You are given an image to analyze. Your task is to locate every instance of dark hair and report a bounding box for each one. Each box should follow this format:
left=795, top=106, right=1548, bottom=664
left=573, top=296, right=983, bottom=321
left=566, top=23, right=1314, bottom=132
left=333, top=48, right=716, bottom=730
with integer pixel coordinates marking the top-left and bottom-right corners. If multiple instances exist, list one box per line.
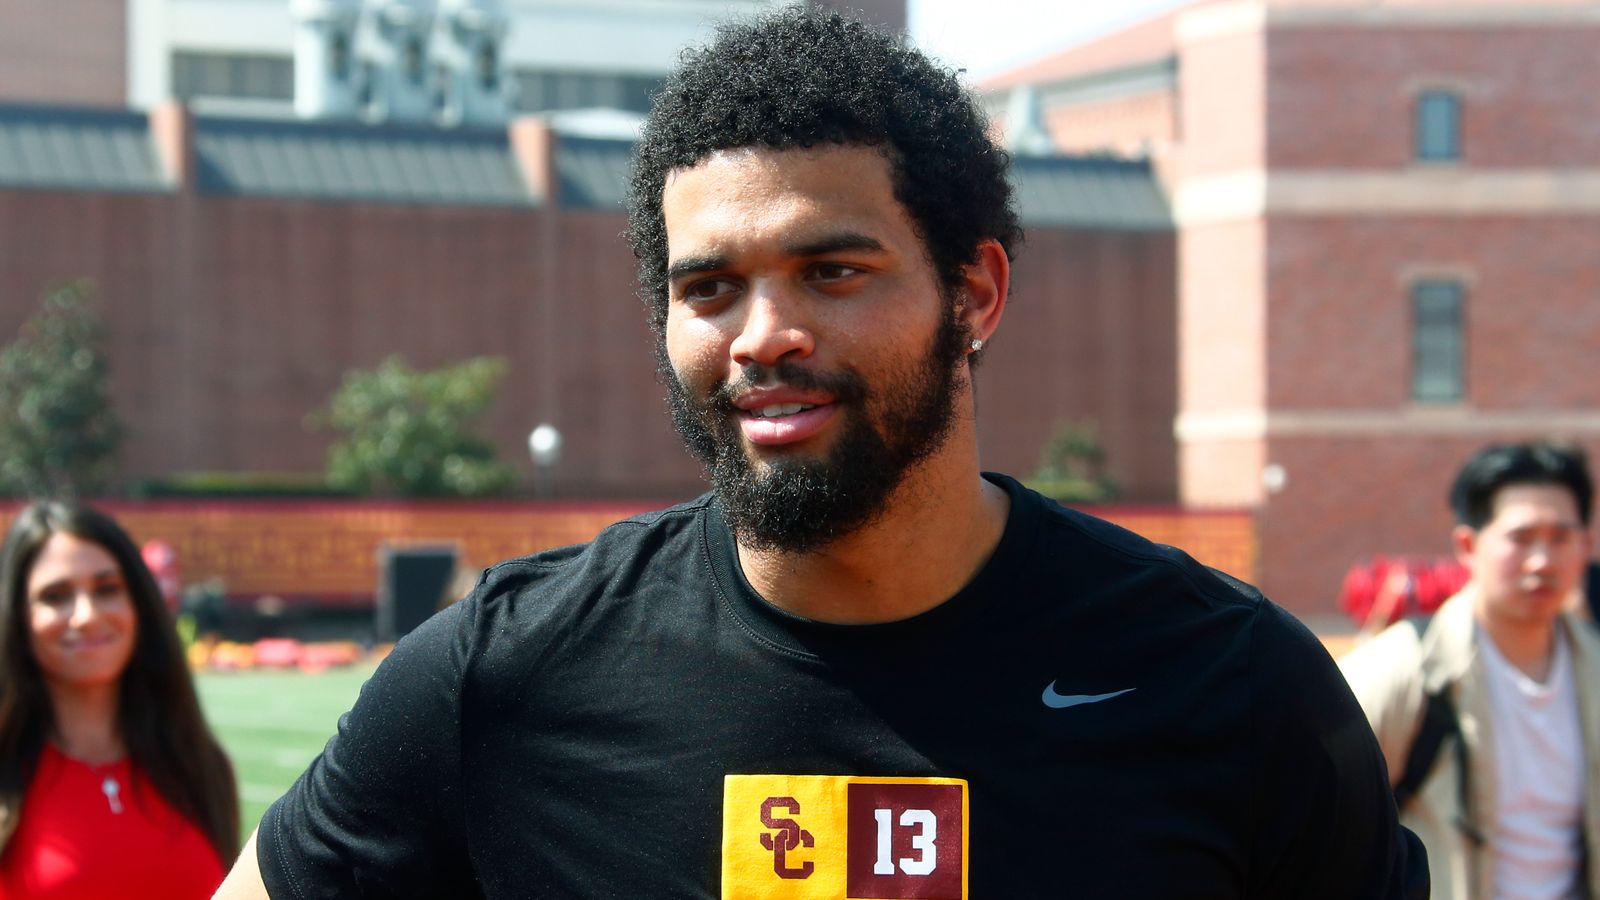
left=625, top=5, right=1022, bottom=332
left=1449, top=441, right=1594, bottom=528
left=0, top=502, right=238, bottom=865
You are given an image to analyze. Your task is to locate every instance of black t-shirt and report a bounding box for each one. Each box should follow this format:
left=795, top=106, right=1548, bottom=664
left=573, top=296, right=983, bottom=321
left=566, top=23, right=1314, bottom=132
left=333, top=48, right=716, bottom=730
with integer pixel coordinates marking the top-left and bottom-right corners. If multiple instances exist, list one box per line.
left=259, top=474, right=1426, bottom=898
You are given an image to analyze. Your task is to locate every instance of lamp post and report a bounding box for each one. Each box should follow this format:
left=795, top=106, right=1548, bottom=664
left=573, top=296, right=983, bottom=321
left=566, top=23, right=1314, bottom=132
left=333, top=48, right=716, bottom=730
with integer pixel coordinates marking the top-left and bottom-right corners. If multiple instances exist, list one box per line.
left=528, top=423, right=561, bottom=498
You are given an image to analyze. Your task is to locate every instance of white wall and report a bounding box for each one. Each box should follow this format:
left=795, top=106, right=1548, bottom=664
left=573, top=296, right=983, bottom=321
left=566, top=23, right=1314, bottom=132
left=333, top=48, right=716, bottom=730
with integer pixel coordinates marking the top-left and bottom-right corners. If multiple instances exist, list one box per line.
left=127, top=0, right=784, bottom=108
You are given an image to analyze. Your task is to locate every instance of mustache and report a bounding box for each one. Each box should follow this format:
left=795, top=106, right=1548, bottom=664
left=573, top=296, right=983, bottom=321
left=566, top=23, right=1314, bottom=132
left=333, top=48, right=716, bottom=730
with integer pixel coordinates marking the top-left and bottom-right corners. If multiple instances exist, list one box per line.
left=707, top=361, right=867, bottom=412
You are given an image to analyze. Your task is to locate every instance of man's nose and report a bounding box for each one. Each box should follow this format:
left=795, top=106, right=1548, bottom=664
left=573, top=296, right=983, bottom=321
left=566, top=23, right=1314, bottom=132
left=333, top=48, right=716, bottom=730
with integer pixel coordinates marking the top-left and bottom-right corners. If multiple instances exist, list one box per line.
left=728, top=285, right=814, bottom=368
left=1524, top=540, right=1559, bottom=572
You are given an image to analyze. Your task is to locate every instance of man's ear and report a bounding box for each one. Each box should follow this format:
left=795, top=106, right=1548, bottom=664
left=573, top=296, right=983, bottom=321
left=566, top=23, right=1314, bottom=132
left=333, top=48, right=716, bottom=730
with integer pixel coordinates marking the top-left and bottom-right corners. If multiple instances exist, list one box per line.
left=1451, top=524, right=1478, bottom=568
left=958, top=239, right=1008, bottom=349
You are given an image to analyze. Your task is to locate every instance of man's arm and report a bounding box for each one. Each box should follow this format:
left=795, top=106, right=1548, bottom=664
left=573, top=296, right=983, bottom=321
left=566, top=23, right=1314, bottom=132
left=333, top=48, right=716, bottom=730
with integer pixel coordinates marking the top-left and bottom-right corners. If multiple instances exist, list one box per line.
left=213, top=829, right=268, bottom=899
left=1246, top=603, right=1430, bottom=898
left=242, top=597, right=476, bottom=898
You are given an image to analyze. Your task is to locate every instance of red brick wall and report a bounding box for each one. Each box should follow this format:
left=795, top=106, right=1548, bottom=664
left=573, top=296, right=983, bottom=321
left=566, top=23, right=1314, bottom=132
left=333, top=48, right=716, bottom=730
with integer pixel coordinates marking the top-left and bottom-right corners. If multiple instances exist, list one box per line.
left=0, top=189, right=699, bottom=497
left=991, top=9, right=1600, bottom=620
left=0, top=498, right=1245, bottom=605
left=979, top=227, right=1178, bottom=501
left=0, top=0, right=125, bottom=105
left=0, top=185, right=1179, bottom=502
left=1266, top=216, right=1600, bottom=410
left=1258, top=212, right=1600, bottom=615
left=1266, top=26, right=1600, bottom=169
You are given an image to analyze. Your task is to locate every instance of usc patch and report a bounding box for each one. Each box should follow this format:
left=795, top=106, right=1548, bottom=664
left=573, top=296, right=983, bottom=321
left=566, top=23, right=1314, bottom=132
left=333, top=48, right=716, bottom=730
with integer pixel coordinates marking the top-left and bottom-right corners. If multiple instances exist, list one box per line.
left=721, top=774, right=968, bottom=899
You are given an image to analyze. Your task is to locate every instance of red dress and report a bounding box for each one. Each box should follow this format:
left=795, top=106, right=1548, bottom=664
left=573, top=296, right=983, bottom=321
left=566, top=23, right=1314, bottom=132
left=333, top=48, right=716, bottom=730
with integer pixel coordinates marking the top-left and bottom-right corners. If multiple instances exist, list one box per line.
left=0, top=744, right=225, bottom=900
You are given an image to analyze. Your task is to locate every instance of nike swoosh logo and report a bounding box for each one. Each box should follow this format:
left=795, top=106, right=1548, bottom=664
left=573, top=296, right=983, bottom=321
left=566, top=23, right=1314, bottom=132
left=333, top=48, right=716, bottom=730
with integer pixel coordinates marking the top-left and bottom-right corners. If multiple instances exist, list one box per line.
left=1041, top=683, right=1136, bottom=709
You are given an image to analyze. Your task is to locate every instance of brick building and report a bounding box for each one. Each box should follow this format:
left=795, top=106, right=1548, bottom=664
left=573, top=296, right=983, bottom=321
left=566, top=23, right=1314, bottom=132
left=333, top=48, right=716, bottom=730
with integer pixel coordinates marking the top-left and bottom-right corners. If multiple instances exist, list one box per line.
left=984, top=0, right=1600, bottom=617
left=0, top=100, right=1177, bottom=502
left=0, top=0, right=1188, bottom=508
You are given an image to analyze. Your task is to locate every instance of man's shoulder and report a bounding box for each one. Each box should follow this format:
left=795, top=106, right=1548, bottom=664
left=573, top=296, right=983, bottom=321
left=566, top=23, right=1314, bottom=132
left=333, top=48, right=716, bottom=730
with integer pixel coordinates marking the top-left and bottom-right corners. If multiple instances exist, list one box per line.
left=459, top=493, right=717, bottom=634
left=1342, top=591, right=1474, bottom=693
left=1007, top=478, right=1267, bottom=616
left=1003, top=479, right=1356, bottom=734
left=482, top=493, right=714, bottom=582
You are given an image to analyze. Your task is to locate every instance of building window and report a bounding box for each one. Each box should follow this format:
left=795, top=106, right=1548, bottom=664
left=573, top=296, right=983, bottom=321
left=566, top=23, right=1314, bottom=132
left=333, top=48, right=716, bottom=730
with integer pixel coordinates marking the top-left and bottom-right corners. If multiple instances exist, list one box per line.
left=358, top=62, right=376, bottom=110
left=477, top=43, right=499, bottom=92
left=1415, top=90, right=1460, bottom=162
left=510, top=69, right=664, bottom=114
left=1411, top=280, right=1465, bottom=403
left=172, top=52, right=293, bottom=101
left=433, top=65, right=453, bottom=115
left=403, top=37, right=426, bottom=86
left=330, top=31, right=351, bottom=82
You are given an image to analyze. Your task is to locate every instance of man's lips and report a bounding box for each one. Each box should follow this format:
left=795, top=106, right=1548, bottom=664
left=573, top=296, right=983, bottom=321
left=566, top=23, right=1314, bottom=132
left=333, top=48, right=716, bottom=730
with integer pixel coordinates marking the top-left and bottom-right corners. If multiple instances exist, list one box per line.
left=1519, top=578, right=1563, bottom=599
left=734, top=393, right=838, bottom=446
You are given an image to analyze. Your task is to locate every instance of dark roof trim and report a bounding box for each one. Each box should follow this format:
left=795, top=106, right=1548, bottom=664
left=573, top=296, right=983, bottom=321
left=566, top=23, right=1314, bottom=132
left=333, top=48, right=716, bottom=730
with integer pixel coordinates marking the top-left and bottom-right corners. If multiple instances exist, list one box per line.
left=0, top=101, right=168, bottom=193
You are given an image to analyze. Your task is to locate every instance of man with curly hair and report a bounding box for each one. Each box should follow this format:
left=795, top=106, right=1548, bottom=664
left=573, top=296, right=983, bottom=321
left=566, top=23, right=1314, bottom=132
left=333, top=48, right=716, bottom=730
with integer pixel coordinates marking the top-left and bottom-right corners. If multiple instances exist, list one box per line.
left=218, top=7, right=1426, bottom=897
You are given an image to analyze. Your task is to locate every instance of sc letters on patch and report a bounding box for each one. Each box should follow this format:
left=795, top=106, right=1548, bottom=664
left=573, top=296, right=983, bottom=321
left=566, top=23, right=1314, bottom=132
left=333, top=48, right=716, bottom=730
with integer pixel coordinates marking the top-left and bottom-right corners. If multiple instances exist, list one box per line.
left=721, top=774, right=969, bottom=899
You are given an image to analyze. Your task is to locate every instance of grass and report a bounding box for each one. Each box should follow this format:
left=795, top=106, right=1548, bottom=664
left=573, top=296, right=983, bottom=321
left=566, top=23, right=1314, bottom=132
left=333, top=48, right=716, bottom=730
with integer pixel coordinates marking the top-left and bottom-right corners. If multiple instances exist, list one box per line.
left=196, top=664, right=377, bottom=836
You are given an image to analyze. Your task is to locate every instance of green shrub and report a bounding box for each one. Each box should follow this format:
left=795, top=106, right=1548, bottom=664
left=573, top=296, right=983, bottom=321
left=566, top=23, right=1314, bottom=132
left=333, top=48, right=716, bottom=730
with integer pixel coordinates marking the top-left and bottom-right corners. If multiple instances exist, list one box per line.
left=1028, top=421, right=1119, bottom=504
left=1024, top=476, right=1119, bottom=505
left=310, top=356, right=516, bottom=498
left=0, top=282, right=123, bottom=497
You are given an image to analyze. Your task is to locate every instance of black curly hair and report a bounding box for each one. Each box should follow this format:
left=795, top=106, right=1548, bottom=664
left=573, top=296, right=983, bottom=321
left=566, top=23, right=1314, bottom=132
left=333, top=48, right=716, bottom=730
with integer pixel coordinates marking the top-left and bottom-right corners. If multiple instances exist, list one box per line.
left=625, top=4, right=1022, bottom=333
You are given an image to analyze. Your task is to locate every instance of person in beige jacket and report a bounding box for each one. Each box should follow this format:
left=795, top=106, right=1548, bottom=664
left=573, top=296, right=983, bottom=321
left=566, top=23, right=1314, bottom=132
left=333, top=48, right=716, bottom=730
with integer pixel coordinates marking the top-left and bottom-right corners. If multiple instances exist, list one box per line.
left=1343, top=441, right=1598, bottom=900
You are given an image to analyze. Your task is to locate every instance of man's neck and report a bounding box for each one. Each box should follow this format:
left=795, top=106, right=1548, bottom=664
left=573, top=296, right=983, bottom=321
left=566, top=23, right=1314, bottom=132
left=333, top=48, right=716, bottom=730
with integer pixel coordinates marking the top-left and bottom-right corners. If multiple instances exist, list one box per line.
left=736, top=466, right=1010, bottom=625
left=1477, top=606, right=1560, bottom=684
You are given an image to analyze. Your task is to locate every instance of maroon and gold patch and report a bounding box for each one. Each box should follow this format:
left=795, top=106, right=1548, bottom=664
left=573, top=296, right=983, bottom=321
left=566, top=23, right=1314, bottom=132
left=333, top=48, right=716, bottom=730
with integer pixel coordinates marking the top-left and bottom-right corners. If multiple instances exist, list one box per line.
left=722, top=775, right=969, bottom=899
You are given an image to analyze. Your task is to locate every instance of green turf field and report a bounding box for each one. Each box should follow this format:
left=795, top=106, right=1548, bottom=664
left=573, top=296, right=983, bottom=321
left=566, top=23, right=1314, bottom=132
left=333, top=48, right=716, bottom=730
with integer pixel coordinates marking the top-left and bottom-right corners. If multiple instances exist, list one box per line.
left=197, top=664, right=377, bottom=836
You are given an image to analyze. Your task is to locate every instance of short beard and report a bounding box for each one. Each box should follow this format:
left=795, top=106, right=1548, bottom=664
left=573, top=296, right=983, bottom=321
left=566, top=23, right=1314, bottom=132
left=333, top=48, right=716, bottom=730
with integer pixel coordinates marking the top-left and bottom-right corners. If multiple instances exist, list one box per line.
left=659, top=301, right=970, bottom=554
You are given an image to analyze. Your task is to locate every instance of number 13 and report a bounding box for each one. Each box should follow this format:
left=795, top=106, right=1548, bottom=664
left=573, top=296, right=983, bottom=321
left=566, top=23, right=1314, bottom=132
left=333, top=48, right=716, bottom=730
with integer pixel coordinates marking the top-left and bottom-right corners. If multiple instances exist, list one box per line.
left=872, top=808, right=937, bottom=876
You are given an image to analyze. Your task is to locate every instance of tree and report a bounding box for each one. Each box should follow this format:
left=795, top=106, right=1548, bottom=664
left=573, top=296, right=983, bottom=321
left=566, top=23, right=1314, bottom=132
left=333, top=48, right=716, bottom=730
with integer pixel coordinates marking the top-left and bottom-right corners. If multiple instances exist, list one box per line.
left=0, top=282, right=124, bottom=498
left=313, top=355, right=516, bottom=497
left=1028, top=420, right=1119, bottom=503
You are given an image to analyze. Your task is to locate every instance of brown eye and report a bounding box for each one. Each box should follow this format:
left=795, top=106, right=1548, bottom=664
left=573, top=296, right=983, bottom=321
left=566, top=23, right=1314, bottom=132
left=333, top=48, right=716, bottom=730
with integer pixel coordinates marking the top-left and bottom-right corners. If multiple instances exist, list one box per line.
left=683, top=278, right=737, bottom=303
left=810, top=263, right=860, bottom=281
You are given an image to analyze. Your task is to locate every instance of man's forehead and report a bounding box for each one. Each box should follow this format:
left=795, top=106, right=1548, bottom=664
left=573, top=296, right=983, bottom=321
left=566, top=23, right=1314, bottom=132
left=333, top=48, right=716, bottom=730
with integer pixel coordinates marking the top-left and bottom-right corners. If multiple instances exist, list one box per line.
left=1486, top=482, right=1584, bottom=526
left=661, top=145, right=905, bottom=249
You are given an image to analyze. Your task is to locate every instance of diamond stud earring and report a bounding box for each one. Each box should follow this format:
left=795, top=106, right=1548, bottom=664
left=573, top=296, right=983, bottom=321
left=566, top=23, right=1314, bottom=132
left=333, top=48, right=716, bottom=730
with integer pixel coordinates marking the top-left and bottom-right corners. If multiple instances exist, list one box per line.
left=970, top=338, right=984, bottom=352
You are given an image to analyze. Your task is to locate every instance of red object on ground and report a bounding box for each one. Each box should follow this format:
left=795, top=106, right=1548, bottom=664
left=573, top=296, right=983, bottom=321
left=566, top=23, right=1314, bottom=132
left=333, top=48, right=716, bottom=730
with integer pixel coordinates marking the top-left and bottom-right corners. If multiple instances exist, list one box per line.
left=1339, top=556, right=1469, bottom=629
left=252, top=639, right=302, bottom=668
left=296, top=642, right=362, bottom=672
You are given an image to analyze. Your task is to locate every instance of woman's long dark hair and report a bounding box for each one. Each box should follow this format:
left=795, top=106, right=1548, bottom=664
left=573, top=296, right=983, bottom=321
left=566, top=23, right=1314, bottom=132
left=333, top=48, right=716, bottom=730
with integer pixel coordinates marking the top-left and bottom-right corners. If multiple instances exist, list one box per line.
left=0, top=502, right=239, bottom=865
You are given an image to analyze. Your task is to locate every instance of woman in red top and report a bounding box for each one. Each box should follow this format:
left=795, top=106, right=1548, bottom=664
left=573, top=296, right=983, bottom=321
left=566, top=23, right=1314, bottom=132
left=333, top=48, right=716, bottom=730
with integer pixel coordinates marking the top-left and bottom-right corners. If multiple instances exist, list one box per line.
left=0, top=502, right=238, bottom=899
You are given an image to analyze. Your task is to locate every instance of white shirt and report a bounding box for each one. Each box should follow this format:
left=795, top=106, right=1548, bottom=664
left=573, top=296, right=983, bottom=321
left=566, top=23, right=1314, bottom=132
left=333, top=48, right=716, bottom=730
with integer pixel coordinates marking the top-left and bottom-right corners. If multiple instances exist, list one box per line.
left=1478, top=623, right=1586, bottom=900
